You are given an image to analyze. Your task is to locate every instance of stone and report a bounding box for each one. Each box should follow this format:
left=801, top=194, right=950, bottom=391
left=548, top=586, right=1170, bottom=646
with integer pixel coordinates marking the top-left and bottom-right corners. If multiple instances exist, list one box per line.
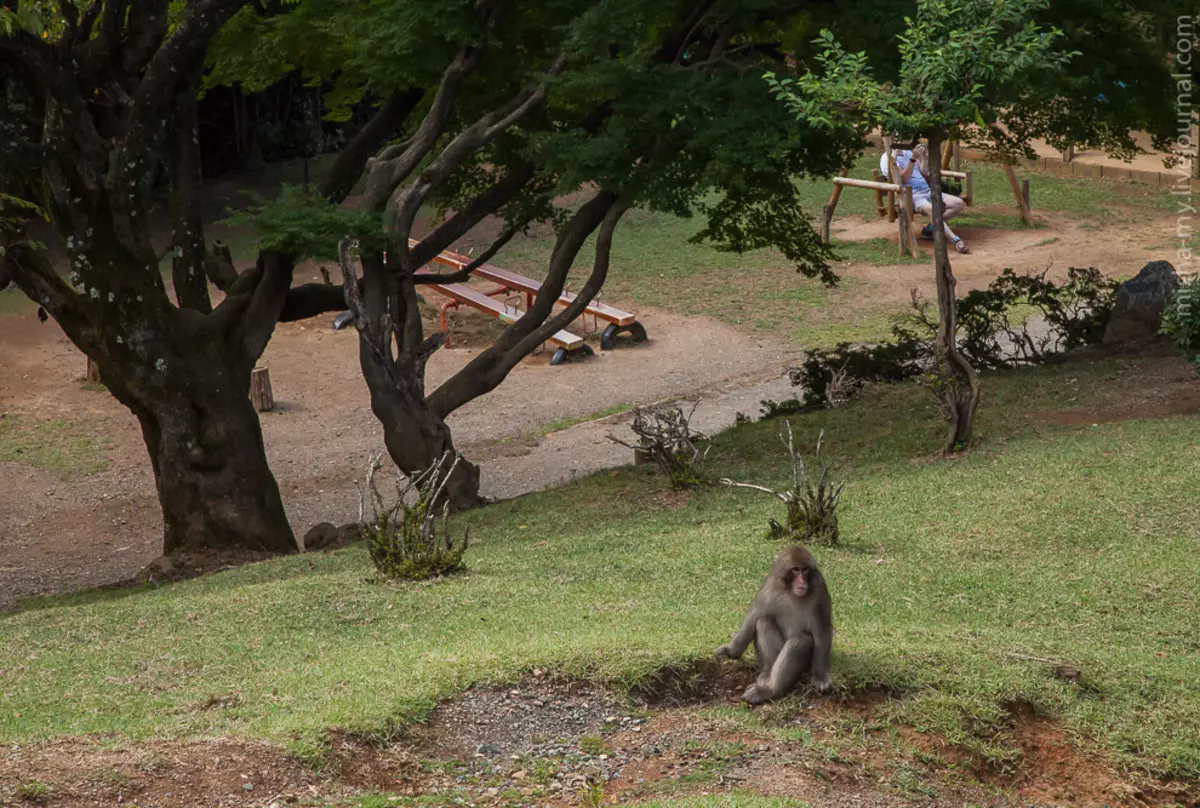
left=304, top=522, right=360, bottom=552
left=303, top=522, right=340, bottom=551
left=1103, top=260, right=1181, bottom=346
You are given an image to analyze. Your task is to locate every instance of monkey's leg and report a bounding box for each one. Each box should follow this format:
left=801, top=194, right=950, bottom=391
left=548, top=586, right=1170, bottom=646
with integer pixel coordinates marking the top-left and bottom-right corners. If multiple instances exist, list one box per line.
left=809, top=627, right=833, bottom=692
left=752, top=618, right=784, bottom=676
left=743, top=636, right=812, bottom=705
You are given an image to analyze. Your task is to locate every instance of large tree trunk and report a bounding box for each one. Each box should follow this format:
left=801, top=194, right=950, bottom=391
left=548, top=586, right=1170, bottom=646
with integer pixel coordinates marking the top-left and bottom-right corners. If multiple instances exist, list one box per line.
left=358, top=337, right=485, bottom=511
left=925, top=128, right=981, bottom=453
left=85, top=284, right=298, bottom=554
left=132, top=376, right=295, bottom=555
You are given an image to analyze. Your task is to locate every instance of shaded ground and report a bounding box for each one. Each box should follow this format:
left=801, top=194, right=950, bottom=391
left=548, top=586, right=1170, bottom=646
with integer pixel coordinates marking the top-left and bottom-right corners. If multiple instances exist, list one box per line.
left=2, top=672, right=1194, bottom=808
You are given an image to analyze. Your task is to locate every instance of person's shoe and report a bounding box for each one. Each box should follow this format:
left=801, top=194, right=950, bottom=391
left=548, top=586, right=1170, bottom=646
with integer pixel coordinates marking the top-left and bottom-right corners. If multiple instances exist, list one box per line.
left=920, top=224, right=935, bottom=240
left=953, top=239, right=970, bottom=254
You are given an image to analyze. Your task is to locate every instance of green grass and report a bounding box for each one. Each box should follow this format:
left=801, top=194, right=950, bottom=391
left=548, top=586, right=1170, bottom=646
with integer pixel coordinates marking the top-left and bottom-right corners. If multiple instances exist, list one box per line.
left=0, top=415, right=109, bottom=477
left=540, top=404, right=633, bottom=436
left=1, top=356, right=1198, bottom=781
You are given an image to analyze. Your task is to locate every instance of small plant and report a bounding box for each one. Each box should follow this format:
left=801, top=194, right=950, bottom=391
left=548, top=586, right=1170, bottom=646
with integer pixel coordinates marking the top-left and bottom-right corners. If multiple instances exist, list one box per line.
left=609, top=402, right=711, bottom=489
left=580, top=735, right=613, bottom=756
left=16, top=780, right=49, bottom=804
left=578, top=777, right=606, bottom=808
left=357, top=451, right=469, bottom=581
left=721, top=423, right=844, bottom=546
left=1161, top=277, right=1200, bottom=371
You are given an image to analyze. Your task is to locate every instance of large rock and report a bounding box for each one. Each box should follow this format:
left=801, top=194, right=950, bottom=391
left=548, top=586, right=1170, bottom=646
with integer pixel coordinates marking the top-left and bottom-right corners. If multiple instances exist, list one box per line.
left=1103, top=260, right=1181, bottom=346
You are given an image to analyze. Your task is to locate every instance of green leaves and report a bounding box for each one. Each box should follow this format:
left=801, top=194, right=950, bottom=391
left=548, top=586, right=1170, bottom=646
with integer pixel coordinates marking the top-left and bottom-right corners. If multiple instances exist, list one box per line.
left=766, top=0, right=1081, bottom=152
left=222, top=186, right=391, bottom=260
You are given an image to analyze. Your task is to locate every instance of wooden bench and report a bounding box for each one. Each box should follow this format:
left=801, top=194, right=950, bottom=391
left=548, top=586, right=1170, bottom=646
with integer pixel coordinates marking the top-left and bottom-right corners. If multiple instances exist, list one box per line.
left=413, top=240, right=648, bottom=350
left=431, top=282, right=593, bottom=366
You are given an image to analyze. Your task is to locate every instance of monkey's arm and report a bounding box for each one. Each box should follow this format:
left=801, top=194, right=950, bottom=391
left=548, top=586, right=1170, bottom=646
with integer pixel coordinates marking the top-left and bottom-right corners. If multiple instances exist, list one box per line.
left=716, top=604, right=760, bottom=659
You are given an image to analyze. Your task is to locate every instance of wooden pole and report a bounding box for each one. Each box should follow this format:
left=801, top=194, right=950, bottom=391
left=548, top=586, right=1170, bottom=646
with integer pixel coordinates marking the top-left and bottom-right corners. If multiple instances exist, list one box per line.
left=1063, top=144, right=1074, bottom=163
left=941, top=140, right=954, bottom=170
left=822, top=170, right=848, bottom=244
left=1192, top=124, right=1200, bottom=179
left=952, top=142, right=961, bottom=172
left=1021, top=179, right=1031, bottom=211
left=250, top=367, right=274, bottom=412
left=1003, top=163, right=1034, bottom=225
left=871, top=169, right=887, bottom=217
left=902, top=187, right=920, bottom=258
left=882, top=135, right=901, bottom=223
left=85, top=357, right=101, bottom=384
left=964, top=171, right=974, bottom=206
left=897, top=204, right=910, bottom=257
left=831, top=177, right=902, bottom=192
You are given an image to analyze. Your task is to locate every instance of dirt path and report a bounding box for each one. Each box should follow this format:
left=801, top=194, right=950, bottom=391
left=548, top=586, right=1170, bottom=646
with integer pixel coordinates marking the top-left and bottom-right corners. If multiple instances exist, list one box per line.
left=2, top=674, right=1188, bottom=808
left=0, top=302, right=799, bottom=608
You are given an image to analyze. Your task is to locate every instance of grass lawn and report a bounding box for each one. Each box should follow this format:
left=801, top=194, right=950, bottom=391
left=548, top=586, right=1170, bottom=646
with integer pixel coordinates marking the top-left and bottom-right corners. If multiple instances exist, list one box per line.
left=0, top=415, right=110, bottom=477
left=2, top=355, right=1198, bottom=781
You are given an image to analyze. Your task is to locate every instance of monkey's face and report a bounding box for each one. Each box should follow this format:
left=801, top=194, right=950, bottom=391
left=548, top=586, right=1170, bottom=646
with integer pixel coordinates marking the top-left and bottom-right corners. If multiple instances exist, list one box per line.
left=775, top=546, right=817, bottom=598
left=788, top=564, right=811, bottom=597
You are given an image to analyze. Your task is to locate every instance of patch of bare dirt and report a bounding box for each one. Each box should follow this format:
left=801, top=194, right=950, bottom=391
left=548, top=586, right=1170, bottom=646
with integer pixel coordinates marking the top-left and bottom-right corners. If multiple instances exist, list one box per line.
left=0, top=296, right=798, bottom=609
left=2, top=679, right=1196, bottom=808
left=0, top=737, right=329, bottom=808
left=1039, top=353, right=1200, bottom=426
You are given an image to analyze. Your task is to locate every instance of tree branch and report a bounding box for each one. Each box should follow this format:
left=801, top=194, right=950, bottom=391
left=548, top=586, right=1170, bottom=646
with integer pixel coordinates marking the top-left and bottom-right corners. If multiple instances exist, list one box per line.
left=406, top=161, right=536, bottom=270
left=319, top=87, right=425, bottom=204
left=427, top=191, right=621, bottom=417
left=168, top=71, right=212, bottom=313
left=412, top=217, right=528, bottom=285
left=119, top=0, right=253, bottom=171
left=361, top=45, right=488, bottom=212
left=389, top=55, right=567, bottom=238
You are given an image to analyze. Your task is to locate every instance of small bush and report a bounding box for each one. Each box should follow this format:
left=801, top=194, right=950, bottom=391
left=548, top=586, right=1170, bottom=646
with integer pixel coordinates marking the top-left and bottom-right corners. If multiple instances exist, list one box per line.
left=1161, top=277, right=1200, bottom=370
left=357, top=451, right=469, bottom=581
left=793, top=267, right=1117, bottom=409
left=722, top=423, right=844, bottom=546
left=609, top=403, right=711, bottom=489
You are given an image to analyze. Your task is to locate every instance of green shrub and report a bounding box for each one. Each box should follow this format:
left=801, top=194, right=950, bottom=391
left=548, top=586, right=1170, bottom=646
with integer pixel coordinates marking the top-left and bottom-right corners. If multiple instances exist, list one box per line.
left=1161, top=277, right=1200, bottom=370
left=358, top=452, right=469, bottom=581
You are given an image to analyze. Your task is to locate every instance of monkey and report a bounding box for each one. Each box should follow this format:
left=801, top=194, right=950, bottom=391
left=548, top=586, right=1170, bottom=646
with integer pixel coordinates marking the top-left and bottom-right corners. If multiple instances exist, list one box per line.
left=716, top=545, right=833, bottom=705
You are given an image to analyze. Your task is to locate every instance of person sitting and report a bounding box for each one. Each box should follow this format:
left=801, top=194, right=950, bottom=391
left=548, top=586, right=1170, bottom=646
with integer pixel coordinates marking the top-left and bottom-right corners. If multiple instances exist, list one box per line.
left=880, top=143, right=971, bottom=254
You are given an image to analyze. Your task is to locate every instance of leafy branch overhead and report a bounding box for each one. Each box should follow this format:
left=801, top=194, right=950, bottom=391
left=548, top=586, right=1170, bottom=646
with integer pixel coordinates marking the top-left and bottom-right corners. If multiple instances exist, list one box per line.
left=765, top=0, right=1077, bottom=153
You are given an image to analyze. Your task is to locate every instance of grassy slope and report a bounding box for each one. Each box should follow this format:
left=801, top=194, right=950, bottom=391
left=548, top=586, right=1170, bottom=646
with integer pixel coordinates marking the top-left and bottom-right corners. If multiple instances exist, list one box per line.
left=2, top=356, right=1197, bottom=779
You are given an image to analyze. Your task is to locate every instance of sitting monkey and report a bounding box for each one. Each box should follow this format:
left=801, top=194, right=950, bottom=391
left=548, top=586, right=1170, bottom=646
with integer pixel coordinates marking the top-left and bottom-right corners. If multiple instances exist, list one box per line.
left=716, top=545, right=833, bottom=704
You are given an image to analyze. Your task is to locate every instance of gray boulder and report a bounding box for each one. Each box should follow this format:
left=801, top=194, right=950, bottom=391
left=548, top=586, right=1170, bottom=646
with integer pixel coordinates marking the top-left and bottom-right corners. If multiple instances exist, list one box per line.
left=1103, top=260, right=1181, bottom=346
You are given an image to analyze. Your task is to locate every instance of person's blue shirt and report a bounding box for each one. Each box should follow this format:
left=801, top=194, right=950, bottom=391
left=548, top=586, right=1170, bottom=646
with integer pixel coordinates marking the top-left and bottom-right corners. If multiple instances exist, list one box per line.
left=880, top=150, right=930, bottom=197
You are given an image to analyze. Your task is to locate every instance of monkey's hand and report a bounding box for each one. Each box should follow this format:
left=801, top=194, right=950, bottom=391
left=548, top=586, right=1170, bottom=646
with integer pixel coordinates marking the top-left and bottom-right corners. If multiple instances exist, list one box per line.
left=810, top=673, right=832, bottom=694
left=715, top=644, right=738, bottom=660
left=740, top=683, right=773, bottom=706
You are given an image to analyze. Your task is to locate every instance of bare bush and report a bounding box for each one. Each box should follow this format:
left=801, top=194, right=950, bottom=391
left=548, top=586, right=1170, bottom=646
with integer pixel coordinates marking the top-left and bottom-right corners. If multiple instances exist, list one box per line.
left=357, top=451, right=469, bottom=581
left=721, top=423, right=844, bottom=546
left=610, top=402, right=711, bottom=489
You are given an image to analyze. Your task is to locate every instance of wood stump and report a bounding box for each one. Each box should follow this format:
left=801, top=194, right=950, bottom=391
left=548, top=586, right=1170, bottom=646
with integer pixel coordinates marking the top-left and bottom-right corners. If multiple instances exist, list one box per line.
left=85, top=357, right=102, bottom=384
left=250, top=367, right=274, bottom=412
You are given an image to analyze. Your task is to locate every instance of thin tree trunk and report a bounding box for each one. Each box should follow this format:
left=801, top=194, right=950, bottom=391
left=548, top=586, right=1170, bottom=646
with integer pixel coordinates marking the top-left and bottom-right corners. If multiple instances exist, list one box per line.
left=925, top=128, right=981, bottom=453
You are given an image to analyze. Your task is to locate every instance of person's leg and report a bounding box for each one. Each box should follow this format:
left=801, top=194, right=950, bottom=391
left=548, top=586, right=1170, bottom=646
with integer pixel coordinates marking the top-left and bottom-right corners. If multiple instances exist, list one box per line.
left=915, top=195, right=969, bottom=251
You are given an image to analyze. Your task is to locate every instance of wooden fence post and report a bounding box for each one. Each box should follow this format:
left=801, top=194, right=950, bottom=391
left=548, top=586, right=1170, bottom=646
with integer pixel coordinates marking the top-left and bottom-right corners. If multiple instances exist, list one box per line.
left=250, top=367, right=274, bottom=412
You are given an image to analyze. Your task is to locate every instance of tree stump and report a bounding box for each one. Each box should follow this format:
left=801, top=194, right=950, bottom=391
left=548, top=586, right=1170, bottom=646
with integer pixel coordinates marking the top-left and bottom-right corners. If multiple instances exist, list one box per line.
left=85, top=357, right=102, bottom=384
left=250, top=367, right=274, bottom=412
